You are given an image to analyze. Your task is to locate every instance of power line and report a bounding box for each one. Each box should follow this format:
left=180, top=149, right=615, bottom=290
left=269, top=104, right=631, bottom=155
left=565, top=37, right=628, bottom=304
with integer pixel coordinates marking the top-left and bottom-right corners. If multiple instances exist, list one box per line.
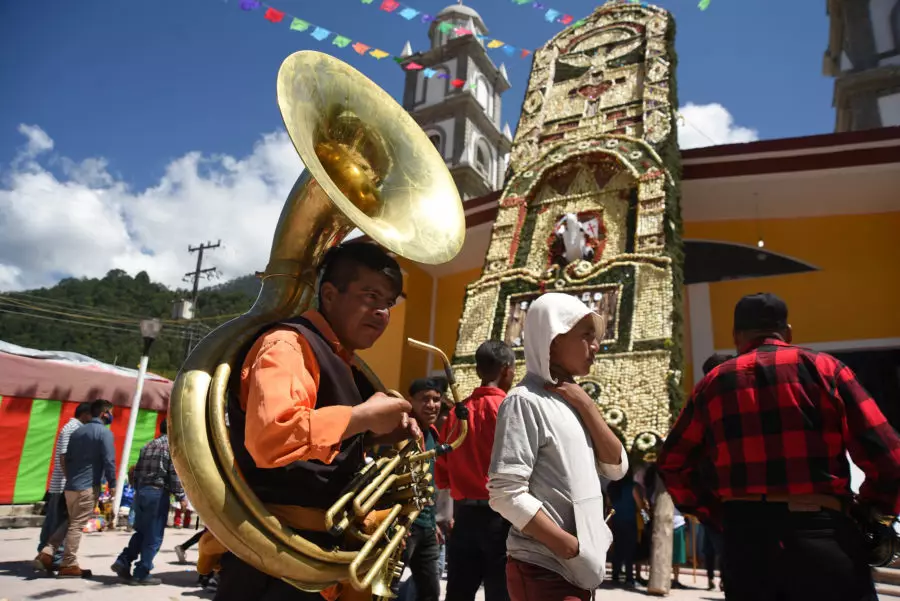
left=0, top=307, right=186, bottom=339
left=1, top=291, right=151, bottom=321
left=0, top=297, right=194, bottom=336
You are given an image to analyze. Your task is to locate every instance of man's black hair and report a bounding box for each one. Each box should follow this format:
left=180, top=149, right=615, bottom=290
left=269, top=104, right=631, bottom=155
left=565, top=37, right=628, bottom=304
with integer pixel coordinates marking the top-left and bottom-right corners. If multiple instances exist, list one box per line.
left=475, top=340, right=515, bottom=381
left=159, top=419, right=167, bottom=436
left=702, top=353, right=733, bottom=376
left=74, top=402, right=92, bottom=418
left=317, top=242, right=403, bottom=304
left=90, top=398, right=113, bottom=418
left=409, top=377, right=443, bottom=398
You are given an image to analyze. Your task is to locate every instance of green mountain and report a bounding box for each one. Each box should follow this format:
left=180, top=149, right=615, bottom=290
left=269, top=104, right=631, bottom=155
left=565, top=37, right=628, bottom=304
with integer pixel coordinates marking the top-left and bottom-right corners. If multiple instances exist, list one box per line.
left=0, top=269, right=256, bottom=380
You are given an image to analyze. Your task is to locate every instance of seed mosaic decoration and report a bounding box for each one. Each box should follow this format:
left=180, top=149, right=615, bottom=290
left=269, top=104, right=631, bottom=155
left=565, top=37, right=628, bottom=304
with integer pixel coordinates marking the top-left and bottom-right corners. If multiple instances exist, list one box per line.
left=451, top=0, right=684, bottom=457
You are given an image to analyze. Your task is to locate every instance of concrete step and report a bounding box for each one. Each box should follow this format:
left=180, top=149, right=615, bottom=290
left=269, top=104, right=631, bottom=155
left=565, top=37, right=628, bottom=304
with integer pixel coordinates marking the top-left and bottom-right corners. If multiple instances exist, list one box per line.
left=876, top=582, right=900, bottom=598
left=0, top=514, right=44, bottom=528
left=875, top=566, right=900, bottom=586
left=0, top=503, right=43, bottom=517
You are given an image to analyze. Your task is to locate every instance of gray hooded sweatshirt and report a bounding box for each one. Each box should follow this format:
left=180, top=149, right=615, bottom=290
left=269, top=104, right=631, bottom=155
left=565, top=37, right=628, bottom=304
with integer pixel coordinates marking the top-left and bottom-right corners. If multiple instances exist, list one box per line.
left=487, top=293, right=628, bottom=591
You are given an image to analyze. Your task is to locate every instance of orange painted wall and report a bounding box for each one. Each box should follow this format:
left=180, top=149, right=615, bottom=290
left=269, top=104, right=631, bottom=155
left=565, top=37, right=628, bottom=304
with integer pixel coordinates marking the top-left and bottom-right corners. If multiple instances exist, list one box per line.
left=685, top=211, right=900, bottom=350
left=396, top=259, right=435, bottom=395
left=365, top=212, right=900, bottom=395
left=435, top=267, right=483, bottom=359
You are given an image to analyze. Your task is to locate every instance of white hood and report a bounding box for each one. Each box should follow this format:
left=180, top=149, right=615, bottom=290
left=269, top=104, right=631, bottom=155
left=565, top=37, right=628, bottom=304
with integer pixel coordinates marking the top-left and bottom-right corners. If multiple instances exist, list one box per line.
left=523, top=293, right=602, bottom=384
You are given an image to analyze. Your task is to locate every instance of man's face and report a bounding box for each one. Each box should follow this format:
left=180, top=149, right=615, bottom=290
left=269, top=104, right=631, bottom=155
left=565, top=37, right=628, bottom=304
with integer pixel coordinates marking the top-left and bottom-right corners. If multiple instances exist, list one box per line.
left=499, top=364, right=516, bottom=392
left=549, top=314, right=599, bottom=378
left=320, top=267, right=397, bottom=352
left=411, top=389, right=442, bottom=427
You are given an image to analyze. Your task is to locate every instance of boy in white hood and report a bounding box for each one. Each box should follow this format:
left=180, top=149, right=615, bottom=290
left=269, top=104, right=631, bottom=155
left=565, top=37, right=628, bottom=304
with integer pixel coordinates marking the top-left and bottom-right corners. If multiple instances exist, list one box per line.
left=488, top=293, right=629, bottom=601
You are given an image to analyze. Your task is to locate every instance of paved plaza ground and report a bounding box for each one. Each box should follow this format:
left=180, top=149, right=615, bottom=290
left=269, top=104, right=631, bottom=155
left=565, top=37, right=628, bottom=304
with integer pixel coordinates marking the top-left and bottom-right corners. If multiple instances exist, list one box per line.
left=0, top=526, right=724, bottom=601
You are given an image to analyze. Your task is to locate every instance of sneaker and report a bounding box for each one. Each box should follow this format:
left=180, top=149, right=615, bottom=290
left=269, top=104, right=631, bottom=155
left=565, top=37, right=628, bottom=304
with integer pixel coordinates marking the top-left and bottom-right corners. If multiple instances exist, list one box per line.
left=111, top=560, right=132, bottom=580
left=174, top=545, right=187, bottom=564
left=200, top=573, right=219, bottom=591
left=131, top=575, right=162, bottom=586
left=58, top=566, right=93, bottom=578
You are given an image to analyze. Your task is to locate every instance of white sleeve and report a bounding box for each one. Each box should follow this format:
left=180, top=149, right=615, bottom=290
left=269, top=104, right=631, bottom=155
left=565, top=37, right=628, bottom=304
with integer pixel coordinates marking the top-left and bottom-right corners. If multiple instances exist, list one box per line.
left=57, top=426, right=73, bottom=458
left=487, top=394, right=545, bottom=530
left=596, top=444, right=629, bottom=481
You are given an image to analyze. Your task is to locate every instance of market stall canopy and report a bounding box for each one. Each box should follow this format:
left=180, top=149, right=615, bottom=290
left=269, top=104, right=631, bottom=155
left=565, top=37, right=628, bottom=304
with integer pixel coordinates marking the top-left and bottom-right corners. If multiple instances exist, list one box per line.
left=0, top=341, right=172, bottom=412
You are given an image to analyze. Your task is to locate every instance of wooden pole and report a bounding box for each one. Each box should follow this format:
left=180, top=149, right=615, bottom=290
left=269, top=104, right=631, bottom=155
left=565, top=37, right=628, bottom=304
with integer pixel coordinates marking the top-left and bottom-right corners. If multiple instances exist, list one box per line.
left=647, top=475, right=674, bottom=596
left=691, top=516, right=697, bottom=584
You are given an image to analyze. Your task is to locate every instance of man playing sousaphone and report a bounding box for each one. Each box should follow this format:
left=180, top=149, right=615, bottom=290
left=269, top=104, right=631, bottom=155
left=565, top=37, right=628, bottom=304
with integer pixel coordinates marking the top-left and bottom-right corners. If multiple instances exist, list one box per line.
left=217, top=242, right=421, bottom=601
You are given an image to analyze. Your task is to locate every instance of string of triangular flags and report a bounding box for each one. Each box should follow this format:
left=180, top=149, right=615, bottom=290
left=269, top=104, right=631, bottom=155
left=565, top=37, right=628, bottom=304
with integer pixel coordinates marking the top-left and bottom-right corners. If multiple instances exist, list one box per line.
left=238, top=0, right=711, bottom=77
left=333, top=0, right=709, bottom=63
left=239, top=1, right=479, bottom=88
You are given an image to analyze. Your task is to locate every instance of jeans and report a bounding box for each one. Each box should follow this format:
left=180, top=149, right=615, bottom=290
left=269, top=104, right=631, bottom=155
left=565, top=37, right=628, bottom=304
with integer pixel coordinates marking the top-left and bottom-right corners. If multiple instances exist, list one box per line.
left=115, top=486, right=170, bottom=580
left=609, top=515, right=638, bottom=583
left=722, top=501, right=877, bottom=601
left=38, top=492, right=68, bottom=564
left=701, top=524, right=725, bottom=582
left=445, top=504, right=511, bottom=601
left=396, top=524, right=441, bottom=601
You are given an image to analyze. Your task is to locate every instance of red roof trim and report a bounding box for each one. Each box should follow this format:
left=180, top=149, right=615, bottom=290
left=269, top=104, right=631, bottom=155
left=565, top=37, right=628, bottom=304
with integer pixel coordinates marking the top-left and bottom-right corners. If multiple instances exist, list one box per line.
left=684, top=144, right=900, bottom=179
left=682, top=126, right=900, bottom=160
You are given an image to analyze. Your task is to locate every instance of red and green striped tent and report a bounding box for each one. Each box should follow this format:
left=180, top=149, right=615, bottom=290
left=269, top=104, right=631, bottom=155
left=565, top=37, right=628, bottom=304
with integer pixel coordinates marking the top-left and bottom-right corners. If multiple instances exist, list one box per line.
left=0, top=348, right=172, bottom=505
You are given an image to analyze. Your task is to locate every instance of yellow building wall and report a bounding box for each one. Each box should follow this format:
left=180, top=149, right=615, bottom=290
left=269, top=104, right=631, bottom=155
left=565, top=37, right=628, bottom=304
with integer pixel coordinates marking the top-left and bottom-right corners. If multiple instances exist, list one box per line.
left=397, top=259, right=435, bottom=395
left=435, top=267, right=483, bottom=359
left=685, top=211, right=900, bottom=350
left=366, top=212, right=900, bottom=397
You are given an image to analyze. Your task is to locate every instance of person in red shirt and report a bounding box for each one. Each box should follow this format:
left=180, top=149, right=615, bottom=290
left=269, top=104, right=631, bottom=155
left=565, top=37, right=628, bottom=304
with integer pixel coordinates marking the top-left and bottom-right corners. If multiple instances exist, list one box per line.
left=436, top=340, right=516, bottom=601
left=658, top=292, right=900, bottom=601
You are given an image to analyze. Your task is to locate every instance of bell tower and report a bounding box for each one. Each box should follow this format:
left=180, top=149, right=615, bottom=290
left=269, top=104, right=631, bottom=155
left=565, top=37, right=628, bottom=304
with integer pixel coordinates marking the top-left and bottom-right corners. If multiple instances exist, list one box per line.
left=398, top=3, right=513, bottom=199
left=823, top=0, right=900, bottom=130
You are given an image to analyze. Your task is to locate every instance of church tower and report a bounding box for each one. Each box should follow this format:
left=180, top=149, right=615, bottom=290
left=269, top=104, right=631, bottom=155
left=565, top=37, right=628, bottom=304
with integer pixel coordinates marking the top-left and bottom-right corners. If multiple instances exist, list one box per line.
left=398, top=3, right=513, bottom=199
left=823, top=0, right=900, bottom=131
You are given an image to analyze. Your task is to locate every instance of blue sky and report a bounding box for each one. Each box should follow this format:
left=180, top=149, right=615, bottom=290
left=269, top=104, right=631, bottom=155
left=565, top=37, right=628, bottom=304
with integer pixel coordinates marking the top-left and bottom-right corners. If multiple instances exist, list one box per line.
left=0, top=0, right=835, bottom=292
left=1, top=0, right=832, bottom=189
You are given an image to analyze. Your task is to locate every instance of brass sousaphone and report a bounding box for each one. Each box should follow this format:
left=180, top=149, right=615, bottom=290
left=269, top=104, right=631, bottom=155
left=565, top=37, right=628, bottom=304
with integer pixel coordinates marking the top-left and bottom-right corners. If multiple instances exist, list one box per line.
left=168, top=51, right=467, bottom=597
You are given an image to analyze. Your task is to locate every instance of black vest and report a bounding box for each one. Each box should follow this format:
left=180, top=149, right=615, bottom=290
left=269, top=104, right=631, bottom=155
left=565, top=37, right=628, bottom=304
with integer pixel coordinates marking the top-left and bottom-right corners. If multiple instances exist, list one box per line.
left=228, top=316, right=376, bottom=509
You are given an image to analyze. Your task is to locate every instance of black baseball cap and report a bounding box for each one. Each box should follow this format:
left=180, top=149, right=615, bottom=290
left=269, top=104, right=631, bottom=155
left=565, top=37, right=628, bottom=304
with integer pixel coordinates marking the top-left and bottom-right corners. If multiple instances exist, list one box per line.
left=408, top=377, right=443, bottom=397
left=733, top=293, right=788, bottom=332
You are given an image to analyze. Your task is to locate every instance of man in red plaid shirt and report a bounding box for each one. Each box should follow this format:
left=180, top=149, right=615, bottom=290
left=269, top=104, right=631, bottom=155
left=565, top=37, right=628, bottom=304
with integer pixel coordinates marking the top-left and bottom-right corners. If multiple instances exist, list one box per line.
left=658, top=292, right=900, bottom=601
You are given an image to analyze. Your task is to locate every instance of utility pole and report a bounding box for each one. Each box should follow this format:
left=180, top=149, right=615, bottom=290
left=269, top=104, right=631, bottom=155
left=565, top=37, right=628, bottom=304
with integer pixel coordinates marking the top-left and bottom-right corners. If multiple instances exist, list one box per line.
left=182, top=240, right=221, bottom=358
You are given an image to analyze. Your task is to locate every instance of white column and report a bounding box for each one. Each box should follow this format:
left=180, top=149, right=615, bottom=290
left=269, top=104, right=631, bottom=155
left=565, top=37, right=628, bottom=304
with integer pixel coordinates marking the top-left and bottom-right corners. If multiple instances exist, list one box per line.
left=687, top=283, right=714, bottom=385
left=112, top=355, right=150, bottom=519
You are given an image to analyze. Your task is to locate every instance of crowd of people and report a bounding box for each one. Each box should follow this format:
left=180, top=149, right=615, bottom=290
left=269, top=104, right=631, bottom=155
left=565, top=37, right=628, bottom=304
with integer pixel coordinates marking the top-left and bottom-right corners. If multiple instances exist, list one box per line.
left=26, top=242, right=900, bottom=601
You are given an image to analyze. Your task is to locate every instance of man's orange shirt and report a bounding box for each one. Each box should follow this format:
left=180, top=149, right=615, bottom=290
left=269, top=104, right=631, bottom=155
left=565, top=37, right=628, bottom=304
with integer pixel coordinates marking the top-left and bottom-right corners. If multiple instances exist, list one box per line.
left=239, top=310, right=355, bottom=469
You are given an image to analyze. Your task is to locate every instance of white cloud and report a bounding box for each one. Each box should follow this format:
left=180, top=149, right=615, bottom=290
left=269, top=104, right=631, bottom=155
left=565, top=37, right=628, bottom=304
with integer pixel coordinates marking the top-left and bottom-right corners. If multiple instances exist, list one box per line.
left=1, top=103, right=757, bottom=291
left=677, top=102, right=759, bottom=150
left=17, top=124, right=54, bottom=159
left=0, top=125, right=303, bottom=291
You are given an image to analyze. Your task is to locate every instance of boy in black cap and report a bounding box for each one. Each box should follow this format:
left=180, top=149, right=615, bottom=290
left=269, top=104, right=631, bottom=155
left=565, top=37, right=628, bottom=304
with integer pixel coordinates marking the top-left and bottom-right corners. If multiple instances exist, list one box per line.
left=658, top=292, right=900, bottom=601
left=398, top=377, right=444, bottom=601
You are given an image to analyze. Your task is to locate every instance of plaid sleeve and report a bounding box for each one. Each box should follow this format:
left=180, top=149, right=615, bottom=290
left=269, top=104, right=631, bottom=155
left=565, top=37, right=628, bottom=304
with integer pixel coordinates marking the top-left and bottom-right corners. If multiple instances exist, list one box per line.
left=657, top=382, right=719, bottom=523
left=167, top=452, right=186, bottom=501
left=833, top=360, right=900, bottom=516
